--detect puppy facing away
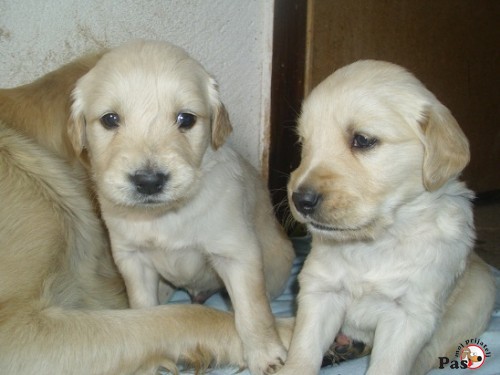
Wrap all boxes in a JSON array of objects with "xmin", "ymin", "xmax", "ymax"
[
  {"xmin": 280, "ymin": 60, "xmax": 496, "ymax": 374},
  {"xmin": 69, "ymin": 40, "xmax": 295, "ymax": 374}
]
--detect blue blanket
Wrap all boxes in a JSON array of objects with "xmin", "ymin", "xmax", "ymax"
[{"xmin": 168, "ymin": 236, "xmax": 500, "ymax": 375}]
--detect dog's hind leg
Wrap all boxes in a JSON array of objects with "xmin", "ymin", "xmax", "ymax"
[
  {"xmin": 0, "ymin": 302, "xmax": 247, "ymax": 375},
  {"xmin": 411, "ymin": 253, "xmax": 495, "ymax": 375}
]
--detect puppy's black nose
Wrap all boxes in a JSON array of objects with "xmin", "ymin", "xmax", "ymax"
[
  {"xmin": 130, "ymin": 170, "xmax": 168, "ymax": 195},
  {"xmin": 292, "ymin": 188, "xmax": 321, "ymax": 216}
]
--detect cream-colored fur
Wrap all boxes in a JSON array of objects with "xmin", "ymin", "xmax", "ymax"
[
  {"xmin": 280, "ymin": 60, "xmax": 495, "ymax": 375},
  {"xmin": 0, "ymin": 47, "xmax": 295, "ymax": 374},
  {"xmin": 69, "ymin": 40, "xmax": 294, "ymax": 375},
  {"xmin": 0, "ymin": 52, "xmax": 103, "ymax": 167},
  {"xmin": 0, "ymin": 121, "xmax": 250, "ymax": 374}
]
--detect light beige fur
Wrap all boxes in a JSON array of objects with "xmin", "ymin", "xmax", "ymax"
[
  {"xmin": 0, "ymin": 52, "xmax": 103, "ymax": 167},
  {"xmin": 0, "ymin": 47, "xmax": 294, "ymax": 375},
  {"xmin": 280, "ymin": 60, "xmax": 496, "ymax": 375},
  {"xmin": 69, "ymin": 40, "xmax": 295, "ymax": 375},
  {"xmin": 0, "ymin": 121, "xmax": 250, "ymax": 374}
]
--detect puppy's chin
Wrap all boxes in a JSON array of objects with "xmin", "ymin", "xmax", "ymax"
[
  {"xmin": 99, "ymin": 185, "xmax": 197, "ymax": 214},
  {"xmin": 306, "ymin": 221, "xmax": 377, "ymax": 242},
  {"xmin": 127, "ymin": 196, "xmax": 184, "ymax": 211},
  {"xmin": 101, "ymin": 193, "xmax": 173, "ymax": 212},
  {"xmin": 295, "ymin": 213, "xmax": 389, "ymax": 242}
]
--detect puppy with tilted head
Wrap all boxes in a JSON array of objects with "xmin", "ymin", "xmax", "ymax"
[
  {"xmin": 69, "ymin": 40, "xmax": 295, "ymax": 375},
  {"xmin": 279, "ymin": 60, "xmax": 495, "ymax": 375}
]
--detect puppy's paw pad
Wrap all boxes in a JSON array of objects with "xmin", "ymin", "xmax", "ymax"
[
  {"xmin": 322, "ymin": 334, "xmax": 371, "ymax": 367},
  {"xmin": 264, "ymin": 357, "xmax": 285, "ymax": 374}
]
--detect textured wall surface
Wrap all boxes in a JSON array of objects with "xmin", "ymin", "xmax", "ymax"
[{"xmin": 0, "ymin": 0, "xmax": 274, "ymax": 170}]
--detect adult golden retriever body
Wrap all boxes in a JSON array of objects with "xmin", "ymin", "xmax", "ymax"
[
  {"xmin": 0, "ymin": 48, "xmax": 293, "ymax": 374},
  {"xmin": 280, "ymin": 60, "xmax": 495, "ymax": 375},
  {"xmin": 0, "ymin": 53, "xmax": 102, "ymax": 166},
  {"xmin": 69, "ymin": 40, "xmax": 294, "ymax": 375}
]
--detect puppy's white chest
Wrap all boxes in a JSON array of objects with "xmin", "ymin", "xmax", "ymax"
[
  {"xmin": 137, "ymin": 215, "xmax": 197, "ymax": 249},
  {"xmin": 108, "ymin": 213, "xmax": 211, "ymax": 287}
]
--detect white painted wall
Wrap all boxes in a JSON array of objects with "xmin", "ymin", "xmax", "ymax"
[{"xmin": 0, "ymin": 0, "xmax": 274, "ymax": 171}]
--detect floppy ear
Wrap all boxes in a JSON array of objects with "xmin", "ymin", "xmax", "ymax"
[
  {"xmin": 207, "ymin": 77, "xmax": 232, "ymax": 149},
  {"xmin": 421, "ymin": 103, "xmax": 470, "ymax": 191},
  {"xmin": 67, "ymin": 86, "xmax": 89, "ymax": 164}
]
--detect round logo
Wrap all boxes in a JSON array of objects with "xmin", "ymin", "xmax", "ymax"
[{"xmin": 460, "ymin": 344, "xmax": 486, "ymax": 369}]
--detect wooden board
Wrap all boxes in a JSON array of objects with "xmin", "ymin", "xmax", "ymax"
[{"xmin": 306, "ymin": 0, "xmax": 500, "ymax": 192}]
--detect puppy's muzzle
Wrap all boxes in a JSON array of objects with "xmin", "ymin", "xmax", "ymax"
[
  {"xmin": 129, "ymin": 169, "xmax": 169, "ymax": 196},
  {"xmin": 291, "ymin": 188, "xmax": 322, "ymax": 217}
]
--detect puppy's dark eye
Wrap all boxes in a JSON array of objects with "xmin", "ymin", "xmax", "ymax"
[
  {"xmin": 100, "ymin": 113, "xmax": 120, "ymax": 130},
  {"xmin": 176, "ymin": 112, "xmax": 197, "ymax": 130},
  {"xmin": 352, "ymin": 134, "xmax": 377, "ymax": 149}
]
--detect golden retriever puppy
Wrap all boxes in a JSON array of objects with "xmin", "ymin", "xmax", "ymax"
[
  {"xmin": 0, "ymin": 121, "xmax": 252, "ymax": 374},
  {"xmin": 280, "ymin": 60, "xmax": 496, "ymax": 375},
  {"xmin": 69, "ymin": 40, "xmax": 295, "ymax": 375},
  {"xmin": 0, "ymin": 50, "xmax": 295, "ymax": 374}
]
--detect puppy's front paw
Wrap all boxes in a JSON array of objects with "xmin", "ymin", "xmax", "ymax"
[{"xmin": 246, "ymin": 342, "xmax": 287, "ymax": 375}]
